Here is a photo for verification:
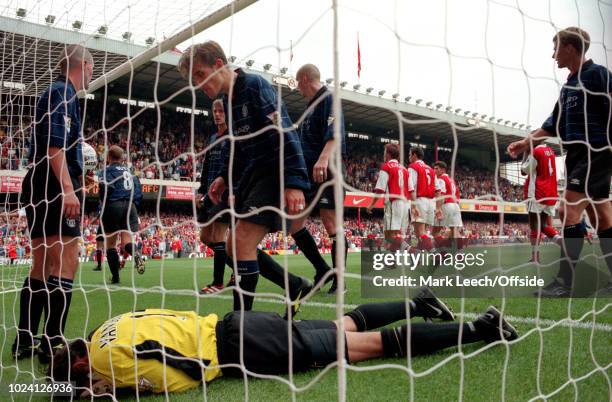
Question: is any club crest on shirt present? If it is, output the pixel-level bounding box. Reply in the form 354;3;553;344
242;104;248;118
138;376;154;392
64;115;71;133
327;116;335;126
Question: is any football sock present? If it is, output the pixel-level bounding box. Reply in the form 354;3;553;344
95;249;102;269
106;248;120;282
331;234;348;270
233;260;259;311
44;275;73;347
542;225;559;239
557;224;584;286
212;242;227;286
257;250;302;291
381;322;481;358
292;227;332;278
15;277;46;347
345;301;414;331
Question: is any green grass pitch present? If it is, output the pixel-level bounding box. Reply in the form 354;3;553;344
1;244;610;401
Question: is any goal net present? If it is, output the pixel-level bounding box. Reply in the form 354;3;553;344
0;0;610;400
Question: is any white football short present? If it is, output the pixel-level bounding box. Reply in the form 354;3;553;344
384;199;410;232
414;197;435;226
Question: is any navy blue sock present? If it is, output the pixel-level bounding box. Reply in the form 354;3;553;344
345;301;413;331
44;276;73;348
234;260;259;311
16;277;46;347
558;224;585;286
381;322;481;358
293;227;331;277
212;242;227;286
257;250;302;291
107;248;120;282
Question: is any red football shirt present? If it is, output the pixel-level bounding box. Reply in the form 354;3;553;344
374;159;411;199
436;173;460;203
408;160;436;198
523;145;557;205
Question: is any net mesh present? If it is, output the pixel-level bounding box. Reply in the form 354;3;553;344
0;0;610;400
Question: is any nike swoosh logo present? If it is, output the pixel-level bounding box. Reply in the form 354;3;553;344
352;198;367;205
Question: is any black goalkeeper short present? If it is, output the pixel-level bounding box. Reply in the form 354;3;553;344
564;144;612;199
20;165;82;239
216;310;338;377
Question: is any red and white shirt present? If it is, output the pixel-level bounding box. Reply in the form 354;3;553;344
435;173;460;204
522;144;558;205
374;159;412;200
408;160;436;198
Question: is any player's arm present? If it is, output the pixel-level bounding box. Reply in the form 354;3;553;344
407;167;418;217
368;168;388;213
507;100;559;158
132;175;143;210
256;80;309;213
45;89;80;219
313;94;344;183
435;178;444;218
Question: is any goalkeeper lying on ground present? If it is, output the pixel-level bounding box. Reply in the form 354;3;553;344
49;288;518;397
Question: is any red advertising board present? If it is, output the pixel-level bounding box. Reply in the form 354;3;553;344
165;185;194;200
1;176;22;193
474;204;498;212
343;194;385;209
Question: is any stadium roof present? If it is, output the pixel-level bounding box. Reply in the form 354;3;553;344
1;14;541;160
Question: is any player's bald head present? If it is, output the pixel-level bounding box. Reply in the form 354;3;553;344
58;44;93;74
297;64;321;81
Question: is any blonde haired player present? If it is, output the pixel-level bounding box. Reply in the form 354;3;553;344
367;144;411;252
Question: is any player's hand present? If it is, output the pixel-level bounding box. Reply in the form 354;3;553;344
80;375;113;398
366;206;374;214
63;191;80;219
208;177;226;205
411;206;419;219
84;174;97;190
313;158;329;183
285;188;305;215
436;208;443;220
196;196;204;209
507;138;529;159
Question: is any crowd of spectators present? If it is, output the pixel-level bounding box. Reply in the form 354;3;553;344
1;102;526;201
0;208;530;263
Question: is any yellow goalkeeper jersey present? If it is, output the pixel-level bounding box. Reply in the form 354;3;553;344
89;309;221;393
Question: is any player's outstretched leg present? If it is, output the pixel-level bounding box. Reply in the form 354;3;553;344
344;288;454;331
12;275;45;359
376;306;517;360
